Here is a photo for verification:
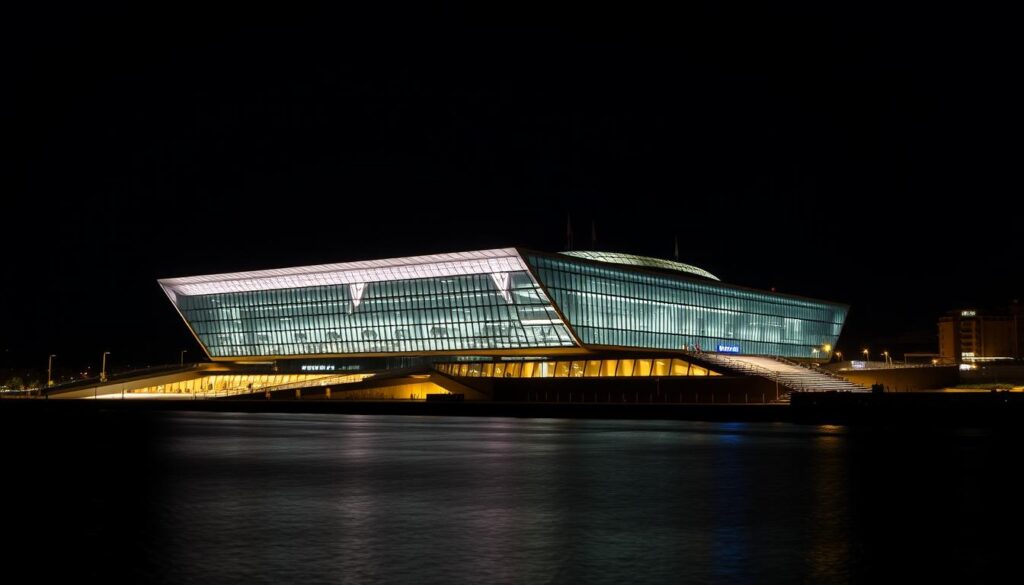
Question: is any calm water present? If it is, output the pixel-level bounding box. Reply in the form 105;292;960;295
7;411;1019;583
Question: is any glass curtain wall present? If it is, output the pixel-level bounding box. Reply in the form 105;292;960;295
437;357;720;378
527;255;846;358
175;271;576;358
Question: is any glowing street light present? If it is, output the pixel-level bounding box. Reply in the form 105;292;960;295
862;348;869;362
47;354;56;387
100;351;111;382
882;350;890;365
180;349;188;367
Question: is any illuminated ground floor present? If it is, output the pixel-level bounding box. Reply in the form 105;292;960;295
47;351;798;402
435;356;718;379
45;345;883;403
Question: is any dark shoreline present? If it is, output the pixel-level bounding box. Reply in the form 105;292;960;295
4;392;1024;426
0;398;789;422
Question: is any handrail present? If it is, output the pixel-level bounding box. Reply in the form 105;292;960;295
39;362;203;392
694;351;869;395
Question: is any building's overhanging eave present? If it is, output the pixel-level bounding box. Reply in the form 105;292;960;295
158;281;214;359
209;347;592;362
158;248;526;297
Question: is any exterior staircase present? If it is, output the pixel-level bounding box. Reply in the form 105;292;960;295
692;352;869;402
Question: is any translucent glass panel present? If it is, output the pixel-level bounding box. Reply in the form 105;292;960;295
528;255;847;359
437;357;719;378
175;270;576;358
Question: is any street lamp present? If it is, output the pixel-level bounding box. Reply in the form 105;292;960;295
835;351;843;362
47;354;56;387
180;350;188;367
100;351;111;382
882;351;890;365
862;348;869;362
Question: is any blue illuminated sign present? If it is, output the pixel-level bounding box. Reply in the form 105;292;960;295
717;344;740;354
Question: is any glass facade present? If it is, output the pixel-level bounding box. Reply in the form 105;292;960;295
437;357;720;378
161;248;847;360
527;254;846;359
172;270;576;358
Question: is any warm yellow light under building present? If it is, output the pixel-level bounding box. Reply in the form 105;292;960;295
437;357;719;379
123;373;372;397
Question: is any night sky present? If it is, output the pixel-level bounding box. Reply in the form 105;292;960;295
3;2;1019;376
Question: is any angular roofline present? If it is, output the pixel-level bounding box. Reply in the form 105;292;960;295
561;250;720;281
158;246;848;311
521;249;849;311
158;248;527;297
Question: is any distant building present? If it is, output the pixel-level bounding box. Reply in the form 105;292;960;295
939;304;1023;363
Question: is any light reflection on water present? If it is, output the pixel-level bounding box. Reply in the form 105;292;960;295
14;411;1016;583
148;414;857;584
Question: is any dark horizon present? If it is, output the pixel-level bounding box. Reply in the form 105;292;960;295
3;2;1020;376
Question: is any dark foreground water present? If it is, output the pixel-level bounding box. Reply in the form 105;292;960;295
5;411;1020;583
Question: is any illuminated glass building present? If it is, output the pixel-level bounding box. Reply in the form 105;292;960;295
159;248;847;362
45;248;851;400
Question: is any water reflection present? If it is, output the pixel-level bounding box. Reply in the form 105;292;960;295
13;412;1015;583
806;430;851;583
